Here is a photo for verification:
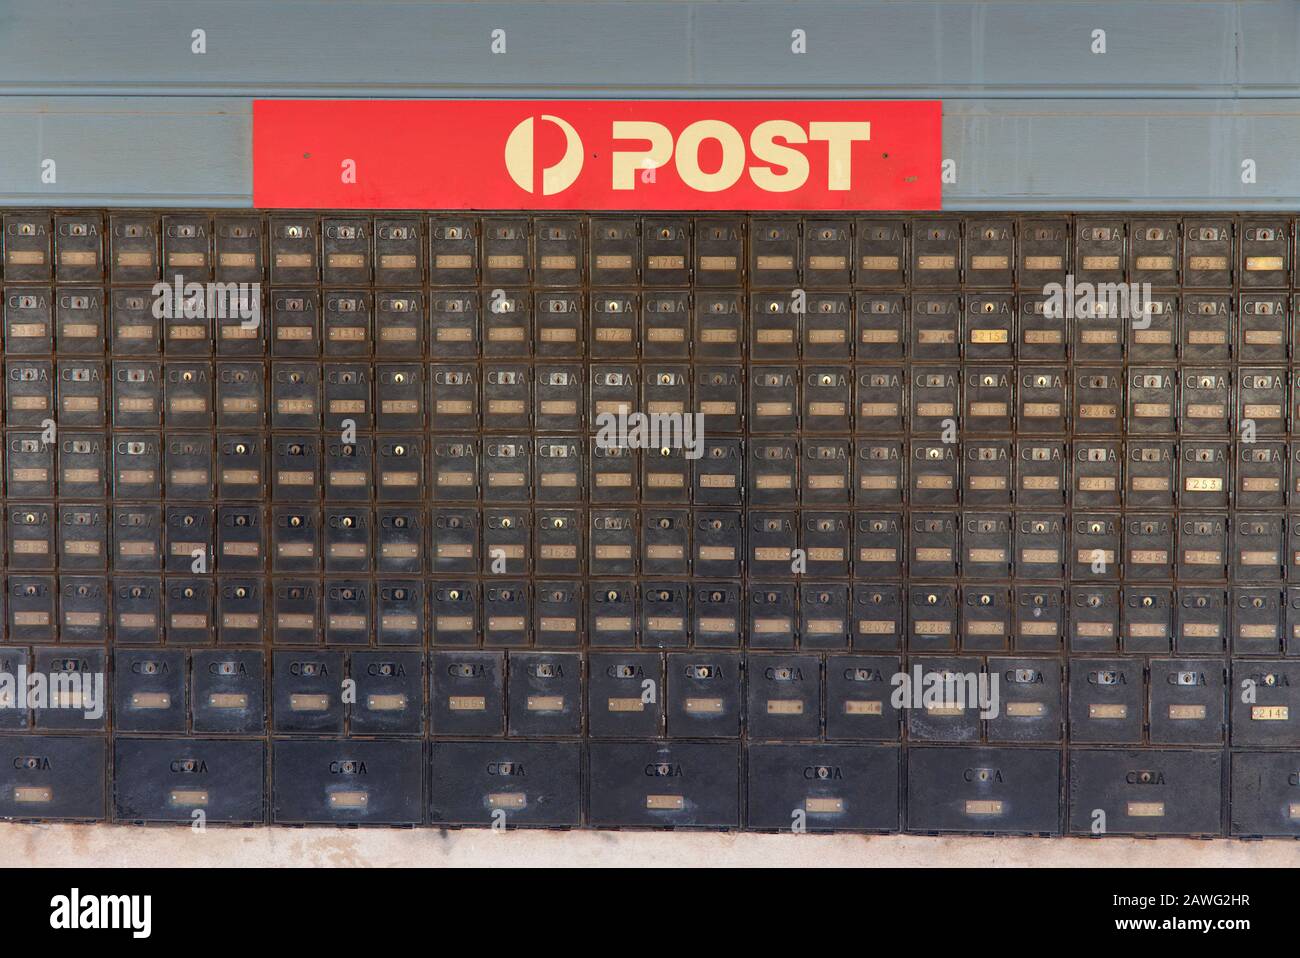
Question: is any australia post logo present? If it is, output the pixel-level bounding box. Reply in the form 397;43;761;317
253;100;942;210
505;114;586;195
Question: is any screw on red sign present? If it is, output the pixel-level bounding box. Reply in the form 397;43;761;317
253;100;942;210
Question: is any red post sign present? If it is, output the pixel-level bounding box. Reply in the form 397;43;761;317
253;100;941;210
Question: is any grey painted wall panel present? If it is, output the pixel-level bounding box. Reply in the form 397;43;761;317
0;1;1285;98
1238;1;1300;91
942;100;1300;209
0;98;249;205
690;1;1239;95
2;97;1300;209
0;1;692;94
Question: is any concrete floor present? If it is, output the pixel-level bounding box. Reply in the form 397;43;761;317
4;825;1297;867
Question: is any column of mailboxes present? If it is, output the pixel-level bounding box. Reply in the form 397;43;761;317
583;216;886;830
1056;218;1300;839
886;217;1294;839
888;216;1300;840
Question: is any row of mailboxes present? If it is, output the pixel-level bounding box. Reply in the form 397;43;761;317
12;577;1300;653
16;289;1300;360
5;212;1300;290
16;436;1300;507
10;362;1300;433
13;363;1300;444
6;647;1300;746
13;735;1300;836
8;505;1300;580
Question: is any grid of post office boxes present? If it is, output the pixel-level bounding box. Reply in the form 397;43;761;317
5;211;1300;834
